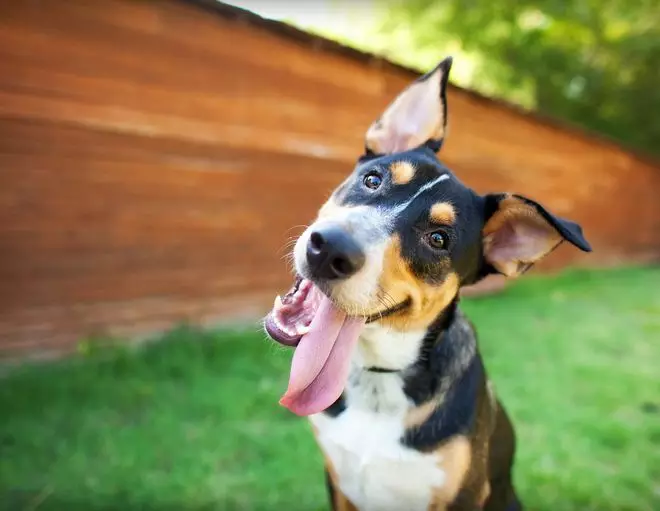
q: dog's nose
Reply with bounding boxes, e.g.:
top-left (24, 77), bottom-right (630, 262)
top-left (306, 226), bottom-right (365, 280)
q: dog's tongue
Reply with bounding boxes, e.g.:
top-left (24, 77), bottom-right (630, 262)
top-left (280, 295), bottom-right (366, 416)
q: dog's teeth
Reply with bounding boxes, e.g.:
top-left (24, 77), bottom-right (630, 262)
top-left (273, 316), bottom-right (297, 338)
top-left (297, 325), bottom-right (310, 335)
top-left (274, 295), bottom-right (283, 308)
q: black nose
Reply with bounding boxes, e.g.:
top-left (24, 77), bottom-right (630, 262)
top-left (306, 226), bottom-right (366, 280)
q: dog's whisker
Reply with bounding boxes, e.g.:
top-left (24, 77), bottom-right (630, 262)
top-left (282, 224), bottom-right (309, 236)
top-left (277, 240), bottom-right (299, 255)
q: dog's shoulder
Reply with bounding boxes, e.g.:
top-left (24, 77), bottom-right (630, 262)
top-left (402, 307), bottom-right (483, 449)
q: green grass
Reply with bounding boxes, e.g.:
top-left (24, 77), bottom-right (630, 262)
top-left (1, 266), bottom-right (659, 511)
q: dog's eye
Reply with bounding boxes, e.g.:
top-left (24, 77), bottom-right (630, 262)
top-left (427, 231), bottom-right (447, 250)
top-left (363, 172), bottom-right (382, 190)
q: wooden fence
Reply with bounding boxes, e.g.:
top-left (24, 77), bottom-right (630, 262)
top-left (1, 0), bottom-right (658, 358)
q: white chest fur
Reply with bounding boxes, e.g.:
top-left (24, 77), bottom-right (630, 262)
top-left (309, 326), bottom-right (446, 511)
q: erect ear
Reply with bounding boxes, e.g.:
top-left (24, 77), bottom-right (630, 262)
top-left (365, 57), bottom-right (452, 155)
top-left (482, 194), bottom-right (591, 277)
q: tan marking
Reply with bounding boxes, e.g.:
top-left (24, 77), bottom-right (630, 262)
top-left (390, 161), bottom-right (416, 185)
top-left (405, 398), bottom-right (440, 429)
top-left (428, 435), bottom-right (472, 510)
top-left (486, 380), bottom-right (497, 413)
top-left (482, 195), bottom-right (541, 236)
top-left (333, 490), bottom-right (359, 511)
top-left (429, 202), bottom-right (456, 225)
top-left (325, 456), bottom-right (358, 511)
top-left (483, 195), bottom-right (562, 277)
top-left (478, 480), bottom-right (491, 507)
top-left (377, 236), bottom-right (459, 331)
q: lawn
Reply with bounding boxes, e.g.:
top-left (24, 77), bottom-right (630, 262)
top-left (1, 266), bottom-right (659, 511)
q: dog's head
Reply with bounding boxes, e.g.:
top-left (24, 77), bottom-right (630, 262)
top-left (265, 57), bottom-right (591, 416)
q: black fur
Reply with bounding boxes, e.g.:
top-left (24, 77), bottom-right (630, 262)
top-left (402, 307), bottom-right (482, 450)
top-left (403, 355), bottom-right (483, 451)
top-left (324, 394), bottom-right (346, 417)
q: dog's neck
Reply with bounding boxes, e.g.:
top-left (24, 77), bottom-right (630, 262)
top-left (354, 325), bottom-right (430, 372)
top-left (354, 298), bottom-right (461, 374)
top-left (326, 298), bottom-right (479, 420)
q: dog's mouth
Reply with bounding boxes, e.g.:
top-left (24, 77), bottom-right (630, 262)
top-left (265, 276), bottom-right (409, 345)
top-left (264, 275), bottom-right (409, 416)
top-left (264, 276), bottom-right (318, 346)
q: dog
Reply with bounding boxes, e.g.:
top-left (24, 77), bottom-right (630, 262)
top-left (264, 57), bottom-right (591, 511)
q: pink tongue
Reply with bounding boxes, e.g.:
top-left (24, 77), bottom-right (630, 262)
top-left (280, 295), bottom-right (366, 416)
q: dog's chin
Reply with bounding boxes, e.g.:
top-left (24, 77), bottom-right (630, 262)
top-left (327, 288), bottom-right (411, 324)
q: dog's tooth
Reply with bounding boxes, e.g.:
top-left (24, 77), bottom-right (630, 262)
top-left (274, 295), bottom-right (283, 308)
top-left (274, 317), bottom-right (296, 338)
top-left (297, 325), bottom-right (311, 336)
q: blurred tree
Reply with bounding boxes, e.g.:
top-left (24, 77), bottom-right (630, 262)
top-left (368, 0), bottom-right (660, 157)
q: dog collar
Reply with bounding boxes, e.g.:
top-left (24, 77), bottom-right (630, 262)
top-left (365, 366), bottom-right (400, 373)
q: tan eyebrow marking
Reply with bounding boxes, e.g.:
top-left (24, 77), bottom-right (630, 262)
top-left (390, 161), bottom-right (416, 185)
top-left (430, 202), bottom-right (456, 224)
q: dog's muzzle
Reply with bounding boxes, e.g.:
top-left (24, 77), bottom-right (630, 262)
top-left (305, 225), bottom-right (365, 281)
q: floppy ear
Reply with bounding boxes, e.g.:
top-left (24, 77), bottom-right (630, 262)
top-left (365, 57), bottom-right (452, 155)
top-left (482, 194), bottom-right (591, 277)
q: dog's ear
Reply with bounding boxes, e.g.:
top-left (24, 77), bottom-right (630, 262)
top-left (365, 57), bottom-right (452, 155)
top-left (482, 194), bottom-right (591, 277)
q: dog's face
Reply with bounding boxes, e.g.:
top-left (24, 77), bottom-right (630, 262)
top-left (293, 150), bottom-right (481, 331)
top-left (289, 58), bottom-right (591, 333)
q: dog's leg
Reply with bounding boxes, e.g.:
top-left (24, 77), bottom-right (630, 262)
top-left (326, 472), bottom-right (359, 511)
top-left (325, 469), bottom-right (336, 510)
top-left (484, 473), bottom-right (521, 511)
top-left (484, 402), bottom-right (523, 511)
top-left (325, 468), bottom-right (359, 511)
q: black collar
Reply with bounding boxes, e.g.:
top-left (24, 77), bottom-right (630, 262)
top-left (364, 366), bottom-right (400, 373)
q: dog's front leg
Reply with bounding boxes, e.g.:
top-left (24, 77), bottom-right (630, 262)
top-left (325, 469), bottom-right (359, 511)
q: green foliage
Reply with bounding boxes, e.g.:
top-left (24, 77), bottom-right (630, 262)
top-left (354, 0), bottom-right (660, 157)
top-left (1, 266), bottom-right (659, 510)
